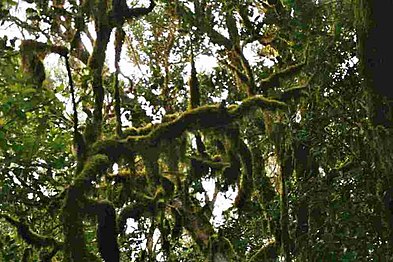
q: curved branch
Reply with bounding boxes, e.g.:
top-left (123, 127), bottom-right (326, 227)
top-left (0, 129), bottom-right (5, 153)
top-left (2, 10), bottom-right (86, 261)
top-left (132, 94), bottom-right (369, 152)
top-left (123, 1), bottom-right (156, 20)
top-left (111, 0), bottom-right (156, 22)
top-left (93, 96), bottom-right (286, 158)
top-left (0, 213), bottom-right (62, 248)
top-left (117, 201), bottom-right (157, 234)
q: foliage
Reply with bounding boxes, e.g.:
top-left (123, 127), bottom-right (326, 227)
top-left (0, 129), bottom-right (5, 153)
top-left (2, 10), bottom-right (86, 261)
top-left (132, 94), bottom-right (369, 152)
top-left (0, 0), bottom-right (392, 261)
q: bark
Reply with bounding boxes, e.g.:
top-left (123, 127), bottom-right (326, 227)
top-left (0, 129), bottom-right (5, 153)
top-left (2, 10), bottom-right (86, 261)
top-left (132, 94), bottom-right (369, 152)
top-left (355, 0), bottom-right (393, 126)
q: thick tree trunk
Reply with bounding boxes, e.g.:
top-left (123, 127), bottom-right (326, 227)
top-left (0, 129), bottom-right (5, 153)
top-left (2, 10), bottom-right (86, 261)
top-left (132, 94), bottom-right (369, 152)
top-left (356, 0), bottom-right (393, 251)
top-left (356, 0), bottom-right (393, 126)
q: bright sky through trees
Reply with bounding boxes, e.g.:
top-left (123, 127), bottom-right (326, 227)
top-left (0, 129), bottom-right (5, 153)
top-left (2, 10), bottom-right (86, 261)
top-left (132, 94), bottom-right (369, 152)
top-left (2, 0), bottom-right (392, 261)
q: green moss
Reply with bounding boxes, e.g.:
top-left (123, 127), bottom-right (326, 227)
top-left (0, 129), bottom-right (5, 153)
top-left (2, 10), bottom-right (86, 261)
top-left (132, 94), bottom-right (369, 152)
top-left (188, 52), bottom-right (200, 110)
top-left (123, 123), bottom-right (155, 136)
top-left (62, 186), bottom-right (90, 261)
top-left (74, 154), bottom-right (110, 190)
top-left (119, 96), bottom-right (285, 161)
top-left (235, 139), bottom-right (253, 209)
top-left (92, 139), bottom-right (128, 162)
top-left (117, 201), bottom-right (157, 233)
top-left (229, 95), bottom-right (287, 118)
top-left (190, 156), bottom-right (230, 171)
top-left (148, 105), bottom-right (231, 143)
top-left (0, 214), bottom-right (60, 248)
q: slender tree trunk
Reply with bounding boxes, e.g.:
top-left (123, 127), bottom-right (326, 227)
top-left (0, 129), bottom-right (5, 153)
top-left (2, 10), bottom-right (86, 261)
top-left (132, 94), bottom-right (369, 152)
top-left (280, 151), bottom-right (292, 261)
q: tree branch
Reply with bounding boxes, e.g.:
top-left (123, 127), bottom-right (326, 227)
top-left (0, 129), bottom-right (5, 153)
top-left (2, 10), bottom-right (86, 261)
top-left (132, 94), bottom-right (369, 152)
top-left (0, 213), bottom-right (62, 248)
top-left (120, 0), bottom-right (156, 20)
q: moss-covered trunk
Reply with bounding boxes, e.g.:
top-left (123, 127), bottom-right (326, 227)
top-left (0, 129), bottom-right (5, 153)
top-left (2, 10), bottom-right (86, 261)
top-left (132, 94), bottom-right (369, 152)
top-left (355, 0), bottom-right (393, 251)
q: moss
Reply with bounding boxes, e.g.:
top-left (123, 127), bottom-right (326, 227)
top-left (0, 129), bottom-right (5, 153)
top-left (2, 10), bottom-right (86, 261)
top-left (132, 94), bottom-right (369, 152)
top-left (74, 154), bottom-right (110, 190)
top-left (92, 139), bottom-right (128, 162)
top-left (123, 123), bottom-right (155, 136)
top-left (188, 51), bottom-right (200, 110)
top-left (84, 200), bottom-right (119, 262)
top-left (190, 156), bottom-right (230, 171)
top-left (235, 139), bottom-right (253, 209)
top-left (141, 149), bottom-right (160, 186)
top-left (147, 105), bottom-right (232, 143)
top-left (0, 214), bottom-right (60, 248)
top-left (118, 96), bottom-right (285, 161)
top-left (62, 186), bottom-right (90, 261)
top-left (117, 201), bottom-right (157, 233)
top-left (229, 95), bottom-right (287, 118)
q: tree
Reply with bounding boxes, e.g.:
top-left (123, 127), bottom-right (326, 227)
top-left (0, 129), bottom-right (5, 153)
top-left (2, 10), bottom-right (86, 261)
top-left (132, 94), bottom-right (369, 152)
top-left (1, 0), bottom-right (392, 261)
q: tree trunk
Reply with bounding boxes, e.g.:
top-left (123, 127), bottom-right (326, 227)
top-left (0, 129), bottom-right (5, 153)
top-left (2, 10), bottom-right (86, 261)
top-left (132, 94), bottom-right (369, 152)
top-left (355, 0), bottom-right (393, 126)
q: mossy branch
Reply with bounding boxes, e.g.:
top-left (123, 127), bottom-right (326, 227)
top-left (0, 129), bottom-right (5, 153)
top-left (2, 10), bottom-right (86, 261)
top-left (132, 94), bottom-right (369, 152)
top-left (234, 139), bottom-right (254, 209)
top-left (94, 96), bottom-right (285, 160)
top-left (132, 105), bottom-right (233, 145)
top-left (259, 61), bottom-right (306, 91)
top-left (84, 199), bottom-right (120, 262)
top-left (20, 40), bottom-right (68, 56)
top-left (117, 200), bottom-right (158, 234)
top-left (62, 154), bottom-right (111, 261)
top-left (74, 154), bottom-right (111, 191)
top-left (0, 213), bottom-right (62, 248)
top-left (190, 156), bottom-right (230, 171)
top-left (279, 73), bottom-right (315, 102)
top-left (229, 95), bottom-right (287, 118)
top-left (86, 25), bottom-right (112, 144)
top-left (150, 97), bottom-right (285, 141)
top-left (20, 40), bottom-right (68, 88)
top-left (123, 123), bottom-right (156, 137)
top-left (120, 0), bottom-right (156, 20)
